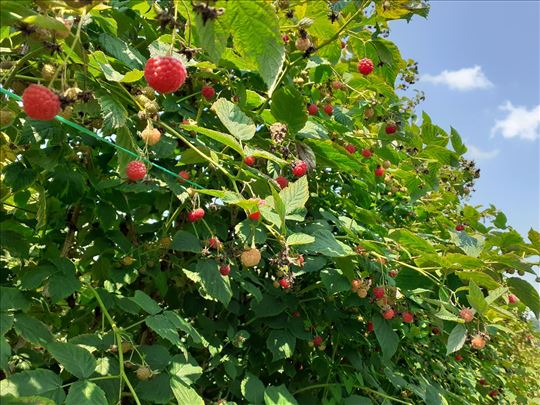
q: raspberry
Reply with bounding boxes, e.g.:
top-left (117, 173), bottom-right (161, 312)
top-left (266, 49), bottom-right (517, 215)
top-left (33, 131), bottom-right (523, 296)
top-left (432, 327), bottom-right (440, 335)
top-left (323, 104), bottom-right (333, 115)
top-left (373, 286), bottom-right (385, 299)
top-left (478, 379), bottom-right (486, 386)
top-left (282, 34), bottom-right (289, 43)
top-left (508, 294), bottom-right (518, 304)
top-left (312, 335), bottom-right (323, 347)
top-left (295, 37), bottom-right (311, 52)
top-left (361, 149), bottom-right (372, 158)
top-left (307, 103), bottom-right (318, 115)
top-left (140, 127), bottom-right (161, 145)
top-left (402, 312), bottom-right (414, 323)
top-left (455, 224), bottom-right (465, 232)
top-left (357, 58), bottom-right (374, 75)
top-left (459, 308), bottom-right (474, 322)
top-left (292, 161), bottom-right (308, 177)
top-left (279, 279), bottom-right (290, 289)
top-left (136, 366), bottom-right (152, 381)
top-left (455, 354), bottom-right (463, 362)
top-left (383, 308), bottom-right (395, 320)
top-left (125, 161), bottom-right (147, 181)
top-left (240, 248), bottom-right (261, 267)
top-left (374, 166), bottom-right (385, 177)
top-left (388, 270), bottom-right (398, 278)
top-left (178, 170), bottom-right (190, 183)
top-left (351, 279), bottom-right (361, 291)
top-left (244, 156), bottom-right (256, 166)
top-left (357, 289), bottom-right (368, 298)
top-left (144, 56), bottom-right (187, 93)
top-left (332, 80), bottom-right (342, 90)
top-left (249, 211), bottom-right (261, 221)
top-left (187, 208), bottom-right (205, 222)
top-left (345, 144), bottom-right (356, 154)
top-left (276, 176), bottom-right (289, 189)
top-left (355, 245), bottom-right (365, 254)
top-left (208, 237), bottom-right (221, 249)
top-left (22, 84), bottom-right (61, 120)
top-left (367, 321), bottom-right (374, 332)
top-left (382, 160), bottom-right (391, 169)
top-left (471, 335), bottom-right (486, 349)
top-left (219, 264), bottom-right (231, 276)
top-left (385, 121), bottom-right (397, 134)
top-left (292, 311), bottom-right (301, 318)
top-left (488, 390), bottom-right (498, 398)
top-left (0, 110), bottom-right (14, 126)
top-left (364, 107), bottom-right (375, 119)
top-left (201, 85), bottom-right (215, 100)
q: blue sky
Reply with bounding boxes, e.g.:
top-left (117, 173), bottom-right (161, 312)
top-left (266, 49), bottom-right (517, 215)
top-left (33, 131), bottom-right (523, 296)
top-left (389, 1), bottom-right (540, 238)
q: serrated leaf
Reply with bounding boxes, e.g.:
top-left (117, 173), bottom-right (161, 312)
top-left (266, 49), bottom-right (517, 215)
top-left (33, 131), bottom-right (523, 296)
top-left (171, 230), bottom-right (202, 253)
top-left (196, 260), bottom-right (232, 306)
top-left (266, 330), bottom-right (295, 361)
top-left (65, 381), bottom-right (107, 405)
top-left (467, 281), bottom-right (488, 314)
top-left (228, 1), bottom-right (285, 93)
top-left (170, 378), bottom-right (204, 405)
top-left (507, 277), bottom-right (540, 317)
top-left (146, 314), bottom-right (182, 347)
top-left (270, 85), bottom-right (307, 133)
top-left (280, 176), bottom-right (309, 217)
top-left (130, 290), bottom-right (161, 315)
top-left (450, 127), bottom-right (467, 155)
top-left (446, 324), bottom-right (467, 355)
top-left (373, 314), bottom-right (399, 361)
top-left (14, 314), bottom-right (53, 346)
top-left (0, 287), bottom-right (30, 311)
top-left (98, 33), bottom-right (145, 69)
top-left (241, 372), bottom-right (265, 404)
top-left (389, 229), bottom-right (436, 254)
top-left (456, 271), bottom-right (499, 289)
top-left (194, 8), bottom-right (230, 63)
top-left (181, 124), bottom-right (244, 155)
top-left (211, 98), bottom-right (256, 141)
top-left (96, 90), bottom-right (127, 131)
top-left (264, 385), bottom-right (299, 405)
top-left (0, 369), bottom-right (65, 404)
top-left (301, 229), bottom-right (354, 257)
top-left (286, 233), bottom-right (315, 246)
top-left (47, 342), bottom-right (96, 379)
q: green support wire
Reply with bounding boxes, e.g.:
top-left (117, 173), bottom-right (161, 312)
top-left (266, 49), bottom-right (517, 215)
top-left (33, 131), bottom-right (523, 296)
top-left (0, 86), bottom-right (204, 190)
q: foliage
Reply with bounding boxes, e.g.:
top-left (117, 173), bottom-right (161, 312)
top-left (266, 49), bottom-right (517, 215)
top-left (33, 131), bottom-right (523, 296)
top-left (1, 0), bottom-right (539, 404)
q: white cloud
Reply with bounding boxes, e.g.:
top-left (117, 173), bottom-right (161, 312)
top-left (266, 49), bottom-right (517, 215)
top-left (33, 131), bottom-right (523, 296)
top-left (466, 144), bottom-right (500, 160)
top-left (421, 65), bottom-right (493, 91)
top-left (491, 101), bottom-right (540, 141)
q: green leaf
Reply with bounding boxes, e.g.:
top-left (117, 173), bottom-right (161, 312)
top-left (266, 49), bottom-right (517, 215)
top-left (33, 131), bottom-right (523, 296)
top-left (280, 176), bottom-right (309, 218)
top-left (507, 277), bottom-right (540, 317)
top-left (450, 232), bottom-right (484, 258)
top-left (264, 385), bottom-right (299, 405)
top-left (286, 233), bottom-right (315, 246)
top-left (23, 14), bottom-right (68, 32)
top-left (170, 378), bottom-right (204, 405)
top-left (228, 1), bottom-right (285, 93)
top-left (0, 369), bottom-right (65, 404)
top-left (170, 353), bottom-right (203, 384)
top-left (3, 162), bottom-right (35, 192)
top-left (162, 311), bottom-right (204, 345)
top-left (270, 85), bottom-right (307, 133)
top-left (211, 98), bottom-right (256, 141)
top-left (446, 324), bottom-right (467, 355)
top-left (373, 315), bottom-right (399, 361)
top-left (450, 127), bottom-right (467, 155)
top-left (0, 336), bottom-right (11, 370)
top-left (181, 124), bottom-right (244, 155)
top-left (344, 396), bottom-right (373, 405)
top-left (130, 290), bottom-right (162, 315)
top-left (320, 269), bottom-right (350, 294)
top-left (456, 271), bottom-right (499, 290)
top-left (96, 89), bottom-right (128, 131)
top-left (467, 281), bottom-right (488, 314)
top-left (135, 373), bottom-right (173, 404)
top-left (301, 229), bottom-right (354, 257)
top-left (241, 372), bottom-right (265, 404)
top-left (120, 69), bottom-right (144, 83)
top-left (194, 7), bottom-right (230, 63)
top-left (528, 228), bottom-right (540, 250)
top-left (47, 342), bottom-right (96, 379)
top-left (389, 229), bottom-right (436, 254)
top-left (196, 260), bottom-right (233, 306)
top-left (266, 330), bottom-right (295, 361)
top-left (0, 313), bottom-right (13, 336)
top-left (435, 307), bottom-right (463, 323)
top-left (0, 287), bottom-right (30, 311)
top-left (14, 314), bottom-right (53, 346)
top-left (171, 230), bottom-right (202, 253)
top-left (65, 381), bottom-right (107, 405)
top-left (1, 395), bottom-right (56, 405)
top-left (146, 314), bottom-right (182, 347)
top-left (98, 33), bottom-right (145, 69)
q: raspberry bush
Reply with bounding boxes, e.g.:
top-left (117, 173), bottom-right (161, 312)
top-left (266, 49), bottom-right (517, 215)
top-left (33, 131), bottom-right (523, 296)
top-left (1, 1), bottom-right (539, 404)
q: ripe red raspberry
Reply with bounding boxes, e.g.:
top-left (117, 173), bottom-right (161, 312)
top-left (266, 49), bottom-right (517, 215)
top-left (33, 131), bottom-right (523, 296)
top-left (432, 327), bottom-right (441, 335)
top-left (282, 34), bottom-right (289, 43)
top-left (479, 379), bottom-right (486, 386)
top-left (312, 335), bottom-right (323, 347)
top-left (361, 149), bottom-right (372, 158)
top-left (345, 144), bottom-right (356, 154)
top-left (323, 104), bottom-right (333, 115)
top-left (388, 269), bottom-right (398, 278)
top-left (508, 294), bottom-right (518, 304)
top-left (292, 161), bottom-right (308, 177)
top-left (201, 85), bottom-right (215, 100)
top-left (292, 311), bottom-right (301, 318)
top-left (455, 354), bottom-right (463, 362)
top-left (276, 176), bottom-right (289, 189)
top-left (340, 40), bottom-right (346, 49)
top-left (208, 237), bottom-right (221, 249)
top-left (374, 166), bottom-right (385, 177)
top-left (22, 84), bottom-right (61, 120)
top-left (357, 58), bottom-right (374, 75)
top-left (249, 211), bottom-right (261, 221)
top-left (178, 170), bottom-right (190, 183)
top-left (402, 312), bottom-right (414, 323)
top-left (455, 224), bottom-right (465, 232)
top-left (367, 321), bottom-right (374, 332)
top-left (373, 286), bottom-right (385, 299)
top-left (355, 245), bottom-right (365, 254)
top-left (125, 161), bottom-right (147, 181)
top-left (385, 121), bottom-right (397, 134)
top-left (244, 156), bottom-right (256, 166)
top-left (332, 80), bottom-right (342, 90)
top-left (459, 308), bottom-right (474, 322)
top-left (187, 208), bottom-right (205, 222)
top-left (297, 255), bottom-right (304, 265)
top-left (383, 308), bottom-right (395, 320)
top-left (489, 390), bottom-right (498, 398)
top-left (144, 56), bottom-right (187, 93)
top-left (307, 103), bottom-right (318, 115)
top-left (219, 264), bottom-right (231, 276)
top-left (279, 279), bottom-right (290, 289)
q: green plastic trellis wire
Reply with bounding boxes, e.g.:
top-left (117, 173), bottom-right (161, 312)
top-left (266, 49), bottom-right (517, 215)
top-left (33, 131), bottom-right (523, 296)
top-left (0, 85), bottom-right (204, 190)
